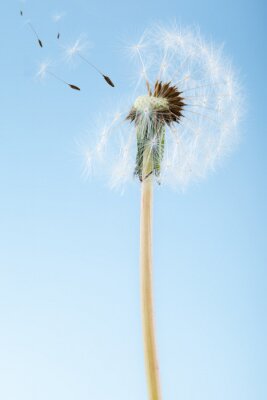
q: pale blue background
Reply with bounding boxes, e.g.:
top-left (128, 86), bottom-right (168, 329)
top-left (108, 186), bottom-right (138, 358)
top-left (0, 1), bottom-right (266, 399)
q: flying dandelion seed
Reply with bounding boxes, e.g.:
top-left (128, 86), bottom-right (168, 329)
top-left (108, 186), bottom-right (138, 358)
top-left (84, 24), bottom-right (243, 400)
top-left (65, 38), bottom-right (115, 87)
top-left (36, 61), bottom-right (80, 91)
top-left (78, 53), bottom-right (115, 87)
top-left (27, 22), bottom-right (43, 47)
top-left (52, 12), bottom-right (65, 40)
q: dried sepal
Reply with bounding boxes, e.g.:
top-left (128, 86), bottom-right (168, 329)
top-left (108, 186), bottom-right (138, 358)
top-left (152, 81), bottom-right (185, 124)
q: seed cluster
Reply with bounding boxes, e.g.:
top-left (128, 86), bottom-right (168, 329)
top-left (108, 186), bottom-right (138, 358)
top-left (127, 81), bottom-right (185, 125)
top-left (127, 81), bottom-right (185, 182)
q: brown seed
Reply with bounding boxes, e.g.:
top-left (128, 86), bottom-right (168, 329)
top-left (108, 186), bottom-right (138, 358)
top-left (69, 84), bottom-right (81, 91)
top-left (103, 75), bottom-right (115, 87)
top-left (38, 39), bottom-right (43, 48)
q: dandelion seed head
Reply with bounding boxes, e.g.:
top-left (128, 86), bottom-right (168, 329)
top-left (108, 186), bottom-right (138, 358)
top-left (84, 24), bottom-right (243, 190)
top-left (134, 95), bottom-right (169, 112)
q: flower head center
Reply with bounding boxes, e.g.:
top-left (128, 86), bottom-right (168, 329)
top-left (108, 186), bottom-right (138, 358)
top-left (134, 95), bottom-right (169, 112)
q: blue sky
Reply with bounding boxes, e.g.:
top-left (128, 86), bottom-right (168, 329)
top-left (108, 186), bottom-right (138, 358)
top-left (0, 1), bottom-right (266, 399)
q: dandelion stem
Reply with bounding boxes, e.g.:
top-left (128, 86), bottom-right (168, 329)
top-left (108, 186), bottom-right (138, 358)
top-left (140, 150), bottom-right (162, 400)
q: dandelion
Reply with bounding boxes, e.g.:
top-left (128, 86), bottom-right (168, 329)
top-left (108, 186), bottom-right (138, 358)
top-left (65, 37), bottom-right (115, 87)
top-left (26, 21), bottom-right (43, 48)
top-left (52, 12), bottom-right (65, 40)
top-left (36, 61), bottom-right (81, 91)
top-left (85, 24), bottom-right (243, 400)
top-left (88, 25), bottom-right (241, 189)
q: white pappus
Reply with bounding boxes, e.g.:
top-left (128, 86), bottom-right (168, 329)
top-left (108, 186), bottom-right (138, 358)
top-left (84, 24), bottom-right (243, 190)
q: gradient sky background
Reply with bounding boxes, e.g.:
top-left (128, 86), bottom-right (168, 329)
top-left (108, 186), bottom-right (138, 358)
top-left (0, 1), bottom-right (266, 399)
